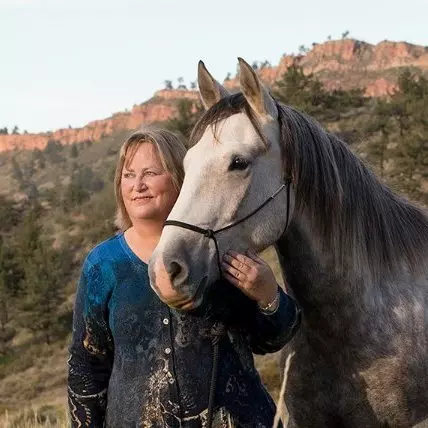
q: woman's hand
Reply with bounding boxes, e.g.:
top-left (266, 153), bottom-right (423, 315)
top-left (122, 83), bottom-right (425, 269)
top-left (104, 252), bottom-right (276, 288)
top-left (222, 250), bottom-right (279, 309)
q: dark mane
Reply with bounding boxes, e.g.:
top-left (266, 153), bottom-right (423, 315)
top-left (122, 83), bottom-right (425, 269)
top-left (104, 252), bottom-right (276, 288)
top-left (278, 104), bottom-right (428, 281)
top-left (191, 93), bottom-right (428, 281)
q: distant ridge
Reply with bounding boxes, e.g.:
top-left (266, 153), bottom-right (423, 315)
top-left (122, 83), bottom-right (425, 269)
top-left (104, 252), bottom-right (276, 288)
top-left (1, 39), bottom-right (427, 153)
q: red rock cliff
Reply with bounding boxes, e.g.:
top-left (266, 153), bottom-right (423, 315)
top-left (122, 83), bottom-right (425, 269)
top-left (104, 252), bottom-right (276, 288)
top-left (0, 91), bottom-right (198, 153)
top-left (2, 39), bottom-right (427, 153)
top-left (226, 40), bottom-right (428, 96)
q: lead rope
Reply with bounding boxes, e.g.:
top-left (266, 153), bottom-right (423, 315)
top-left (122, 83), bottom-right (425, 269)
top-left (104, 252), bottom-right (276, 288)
top-left (206, 321), bottom-right (226, 427)
top-left (164, 179), bottom-right (292, 428)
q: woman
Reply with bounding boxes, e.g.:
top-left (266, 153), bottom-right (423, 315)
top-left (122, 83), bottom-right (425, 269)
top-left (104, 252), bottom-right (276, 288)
top-left (67, 127), bottom-right (300, 427)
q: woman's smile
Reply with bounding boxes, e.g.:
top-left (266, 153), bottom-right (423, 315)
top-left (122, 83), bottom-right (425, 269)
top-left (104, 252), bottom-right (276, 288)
top-left (132, 195), bottom-right (154, 203)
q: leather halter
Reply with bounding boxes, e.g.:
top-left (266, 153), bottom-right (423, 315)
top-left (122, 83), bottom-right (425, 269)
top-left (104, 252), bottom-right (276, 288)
top-left (164, 177), bottom-right (292, 276)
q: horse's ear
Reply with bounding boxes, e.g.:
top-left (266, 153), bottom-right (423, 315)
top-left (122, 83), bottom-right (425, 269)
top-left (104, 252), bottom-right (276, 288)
top-left (238, 57), bottom-right (278, 119)
top-left (198, 60), bottom-right (230, 110)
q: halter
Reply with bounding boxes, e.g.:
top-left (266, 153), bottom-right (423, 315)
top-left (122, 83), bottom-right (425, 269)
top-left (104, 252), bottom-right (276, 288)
top-left (163, 177), bottom-right (292, 428)
top-left (164, 177), bottom-right (292, 276)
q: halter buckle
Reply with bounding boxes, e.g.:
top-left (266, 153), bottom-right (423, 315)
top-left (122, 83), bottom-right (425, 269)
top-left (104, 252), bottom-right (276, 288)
top-left (204, 229), bottom-right (215, 239)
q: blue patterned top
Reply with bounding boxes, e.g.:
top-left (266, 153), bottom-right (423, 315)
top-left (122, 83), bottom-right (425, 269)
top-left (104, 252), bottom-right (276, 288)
top-left (67, 233), bottom-right (300, 427)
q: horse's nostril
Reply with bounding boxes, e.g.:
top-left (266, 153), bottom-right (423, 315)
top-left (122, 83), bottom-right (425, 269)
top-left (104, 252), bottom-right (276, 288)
top-left (168, 261), bottom-right (182, 281)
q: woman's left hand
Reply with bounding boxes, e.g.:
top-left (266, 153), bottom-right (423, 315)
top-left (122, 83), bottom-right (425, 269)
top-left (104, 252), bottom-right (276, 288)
top-left (222, 250), bottom-right (279, 308)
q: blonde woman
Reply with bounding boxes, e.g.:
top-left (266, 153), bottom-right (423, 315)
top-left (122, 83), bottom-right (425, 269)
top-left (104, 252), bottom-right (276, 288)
top-left (67, 127), bottom-right (300, 427)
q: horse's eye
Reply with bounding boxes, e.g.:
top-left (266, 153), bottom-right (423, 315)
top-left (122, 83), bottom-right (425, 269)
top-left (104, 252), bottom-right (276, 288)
top-left (229, 156), bottom-right (250, 171)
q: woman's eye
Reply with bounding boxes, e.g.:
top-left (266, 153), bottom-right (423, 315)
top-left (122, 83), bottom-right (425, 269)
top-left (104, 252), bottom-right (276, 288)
top-left (144, 171), bottom-right (157, 177)
top-left (123, 172), bottom-right (134, 178)
top-left (229, 156), bottom-right (250, 171)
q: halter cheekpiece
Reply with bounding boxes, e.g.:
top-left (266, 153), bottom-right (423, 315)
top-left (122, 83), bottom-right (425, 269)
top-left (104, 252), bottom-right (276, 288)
top-left (164, 177), bottom-right (292, 275)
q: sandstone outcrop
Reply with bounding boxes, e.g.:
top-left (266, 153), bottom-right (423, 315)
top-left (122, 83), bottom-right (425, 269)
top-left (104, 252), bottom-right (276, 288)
top-left (2, 40), bottom-right (427, 153)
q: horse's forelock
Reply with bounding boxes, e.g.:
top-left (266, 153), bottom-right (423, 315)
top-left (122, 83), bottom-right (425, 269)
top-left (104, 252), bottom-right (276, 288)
top-left (189, 93), bottom-right (269, 148)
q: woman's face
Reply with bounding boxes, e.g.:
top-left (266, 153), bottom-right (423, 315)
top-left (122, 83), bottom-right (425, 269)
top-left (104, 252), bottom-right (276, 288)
top-left (121, 143), bottom-right (179, 225)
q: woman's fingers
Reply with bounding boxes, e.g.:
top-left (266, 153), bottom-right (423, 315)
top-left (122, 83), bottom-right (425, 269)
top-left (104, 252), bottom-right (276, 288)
top-left (221, 260), bottom-right (246, 281)
top-left (223, 252), bottom-right (254, 273)
top-left (223, 270), bottom-right (241, 287)
top-left (222, 249), bottom-right (279, 306)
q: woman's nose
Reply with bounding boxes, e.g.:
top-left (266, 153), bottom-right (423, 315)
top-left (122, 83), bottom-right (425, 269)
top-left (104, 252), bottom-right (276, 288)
top-left (135, 176), bottom-right (148, 191)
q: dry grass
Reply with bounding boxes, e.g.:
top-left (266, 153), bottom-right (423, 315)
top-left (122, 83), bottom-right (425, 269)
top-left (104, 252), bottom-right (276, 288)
top-left (0, 405), bottom-right (69, 428)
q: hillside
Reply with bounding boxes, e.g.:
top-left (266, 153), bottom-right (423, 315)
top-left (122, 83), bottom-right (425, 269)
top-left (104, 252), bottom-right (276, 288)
top-left (1, 39), bottom-right (428, 154)
top-left (0, 38), bottom-right (427, 426)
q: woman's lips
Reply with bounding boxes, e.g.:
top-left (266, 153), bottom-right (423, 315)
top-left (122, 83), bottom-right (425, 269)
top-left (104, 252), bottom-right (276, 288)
top-left (132, 196), bottom-right (153, 204)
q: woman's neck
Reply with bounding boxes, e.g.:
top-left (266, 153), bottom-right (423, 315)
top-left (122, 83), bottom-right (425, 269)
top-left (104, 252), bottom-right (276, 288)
top-left (124, 220), bottom-right (164, 263)
top-left (130, 219), bottom-right (163, 241)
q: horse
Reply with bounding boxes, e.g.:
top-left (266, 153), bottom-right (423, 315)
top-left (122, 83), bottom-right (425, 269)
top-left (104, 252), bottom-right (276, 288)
top-left (148, 58), bottom-right (428, 427)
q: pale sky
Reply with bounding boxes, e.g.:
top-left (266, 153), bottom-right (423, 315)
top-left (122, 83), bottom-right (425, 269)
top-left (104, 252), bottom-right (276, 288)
top-left (1, 0), bottom-right (427, 133)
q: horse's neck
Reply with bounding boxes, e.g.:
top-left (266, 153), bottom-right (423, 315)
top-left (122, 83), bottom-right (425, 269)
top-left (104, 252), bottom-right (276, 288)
top-left (275, 220), bottom-right (391, 315)
top-left (275, 221), bottom-right (350, 307)
top-left (276, 219), bottom-right (427, 331)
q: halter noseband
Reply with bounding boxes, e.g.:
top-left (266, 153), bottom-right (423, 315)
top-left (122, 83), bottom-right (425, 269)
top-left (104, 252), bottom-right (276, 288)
top-left (164, 177), bottom-right (292, 275)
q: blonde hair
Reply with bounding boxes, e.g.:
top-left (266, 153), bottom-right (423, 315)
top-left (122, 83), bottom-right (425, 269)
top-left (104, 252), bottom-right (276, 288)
top-left (114, 127), bottom-right (187, 231)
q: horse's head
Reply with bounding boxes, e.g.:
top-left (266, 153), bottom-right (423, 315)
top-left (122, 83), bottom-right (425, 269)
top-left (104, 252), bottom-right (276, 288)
top-left (149, 59), bottom-right (294, 309)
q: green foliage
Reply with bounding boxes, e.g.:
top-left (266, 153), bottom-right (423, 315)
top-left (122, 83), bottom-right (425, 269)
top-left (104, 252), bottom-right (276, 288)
top-left (0, 197), bottom-right (21, 231)
top-left (70, 144), bottom-right (78, 158)
top-left (11, 157), bottom-right (24, 184)
top-left (19, 241), bottom-right (65, 344)
top-left (0, 127), bottom-right (8, 135)
top-left (62, 165), bottom-right (104, 210)
top-left (32, 148), bottom-right (46, 169)
top-left (364, 69), bottom-right (428, 201)
top-left (165, 99), bottom-right (203, 142)
top-left (364, 99), bottom-right (393, 177)
top-left (0, 240), bottom-right (14, 354)
top-left (11, 207), bottom-right (71, 345)
top-left (43, 140), bottom-right (64, 164)
top-left (164, 80), bottom-right (173, 90)
top-left (273, 64), bottom-right (366, 120)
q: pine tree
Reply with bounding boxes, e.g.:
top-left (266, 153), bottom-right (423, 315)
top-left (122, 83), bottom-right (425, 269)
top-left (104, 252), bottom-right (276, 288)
top-left (0, 237), bottom-right (20, 354)
top-left (364, 100), bottom-right (394, 178)
top-left (165, 99), bottom-right (203, 142)
top-left (70, 144), bottom-right (78, 158)
top-left (20, 241), bottom-right (64, 345)
top-left (15, 208), bottom-right (65, 344)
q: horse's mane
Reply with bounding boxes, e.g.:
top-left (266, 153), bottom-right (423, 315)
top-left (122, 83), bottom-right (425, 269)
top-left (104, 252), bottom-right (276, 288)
top-left (191, 93), bottom-right (428, 281)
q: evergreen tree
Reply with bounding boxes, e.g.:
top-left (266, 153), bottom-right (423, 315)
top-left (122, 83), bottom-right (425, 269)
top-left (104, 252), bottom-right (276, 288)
top-left (364, 100), bottom-right (394, 178)
top-left (70, 144), bottom-right (78, 158)
top-left (164, 80), bottom-right (173, 90)
top-left (20, 239), bottom-right (64, 345)
top-left (273, 64), bottom-right (366, 120)
top-left (32, 148), bottom-right (46, 169)
top-left (165, 99), bottom-right (203, 142)
top-left (388, 69), bottom-right (428, 197)
top-left (11, 157), bottom-right (24, 184)
top-left (44, 139), bottom-right (64, 163)
top-left (14, 207), bottom-right (66, 344)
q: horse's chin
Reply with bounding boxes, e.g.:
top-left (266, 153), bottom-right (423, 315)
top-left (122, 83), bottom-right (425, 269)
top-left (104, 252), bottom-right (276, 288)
top-left (165, 276), bottom-right (208, 311)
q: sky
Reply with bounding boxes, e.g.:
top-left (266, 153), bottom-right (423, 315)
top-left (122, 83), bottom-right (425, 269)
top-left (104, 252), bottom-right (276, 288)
top-left (1, 0), bottom-right (427, 134)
